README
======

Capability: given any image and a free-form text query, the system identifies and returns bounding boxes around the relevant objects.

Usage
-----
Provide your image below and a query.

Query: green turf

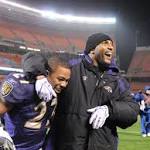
[118,116,150,150]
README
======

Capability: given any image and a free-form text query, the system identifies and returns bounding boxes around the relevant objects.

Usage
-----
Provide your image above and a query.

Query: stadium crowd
[133,86,150,137]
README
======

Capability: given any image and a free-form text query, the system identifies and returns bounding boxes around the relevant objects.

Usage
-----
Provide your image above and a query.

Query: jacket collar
[83,54,119,76]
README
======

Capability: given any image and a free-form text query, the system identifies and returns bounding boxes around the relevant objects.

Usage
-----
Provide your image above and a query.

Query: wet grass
[118,116,150,150]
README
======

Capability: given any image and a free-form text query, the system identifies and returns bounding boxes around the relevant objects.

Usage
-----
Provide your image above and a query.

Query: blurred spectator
[133,86,150,137]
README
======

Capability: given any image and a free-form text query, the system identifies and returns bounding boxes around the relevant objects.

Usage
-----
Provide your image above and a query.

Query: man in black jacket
[22,33,140,150]
[52,33,140,150]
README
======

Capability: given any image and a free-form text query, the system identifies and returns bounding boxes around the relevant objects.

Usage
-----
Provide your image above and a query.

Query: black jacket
[53,55,140,150]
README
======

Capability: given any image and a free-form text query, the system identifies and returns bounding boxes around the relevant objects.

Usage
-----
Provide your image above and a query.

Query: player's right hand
[35,77,57,102]
[0,127,16,150]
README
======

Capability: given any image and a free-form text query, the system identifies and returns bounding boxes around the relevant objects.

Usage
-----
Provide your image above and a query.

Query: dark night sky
[13,0,150,37]
[13,0,149,20]
[12,0,150,71]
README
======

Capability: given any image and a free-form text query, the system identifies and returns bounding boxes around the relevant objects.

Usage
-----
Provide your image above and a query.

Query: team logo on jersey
[1,81,13,97]
[103,86,112,93]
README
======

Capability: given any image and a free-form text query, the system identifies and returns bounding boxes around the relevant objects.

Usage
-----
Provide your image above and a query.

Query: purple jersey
[0,73,57,150]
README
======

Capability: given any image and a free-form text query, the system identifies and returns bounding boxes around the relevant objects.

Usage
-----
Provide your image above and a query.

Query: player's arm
[0,118,16,150]
[0,95,15,150]
[35,76,57,102]
[22,52,56,102]
[0,94,13,115]
[0,73,25,115]
[107,78,140,129]
[0,117,16,150]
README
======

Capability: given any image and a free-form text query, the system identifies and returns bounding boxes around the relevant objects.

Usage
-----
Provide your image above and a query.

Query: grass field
[118,116,150,150]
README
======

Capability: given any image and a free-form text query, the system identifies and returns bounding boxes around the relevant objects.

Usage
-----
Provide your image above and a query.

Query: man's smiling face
[94,40,114,65]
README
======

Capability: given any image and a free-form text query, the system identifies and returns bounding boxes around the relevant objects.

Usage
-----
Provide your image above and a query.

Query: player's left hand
[87,105,109,129]
[0,127,16,150]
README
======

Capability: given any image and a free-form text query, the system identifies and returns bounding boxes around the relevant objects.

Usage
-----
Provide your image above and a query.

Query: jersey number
[24,101,47,129]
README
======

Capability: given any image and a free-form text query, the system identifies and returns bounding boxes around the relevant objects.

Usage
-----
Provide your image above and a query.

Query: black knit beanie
[84,33,112,54]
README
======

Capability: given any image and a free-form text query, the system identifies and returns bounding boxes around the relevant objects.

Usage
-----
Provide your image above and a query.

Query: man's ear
[46,70,49,76]
[89,50,95,55]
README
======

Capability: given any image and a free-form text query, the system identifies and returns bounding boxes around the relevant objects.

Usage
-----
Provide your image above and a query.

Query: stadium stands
[0,24,15,39]
[0,51,21,68]
[127,49,150,77]
[0,20,87,53]
[130,82,150,92]
[69,37,85,50]
[127,48,150,91]
[0,75,4,82]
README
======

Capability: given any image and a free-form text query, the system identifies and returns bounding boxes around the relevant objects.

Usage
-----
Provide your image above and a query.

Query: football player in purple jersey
[0,53,71,150]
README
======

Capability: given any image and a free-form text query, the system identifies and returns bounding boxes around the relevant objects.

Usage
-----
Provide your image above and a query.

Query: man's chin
[104,60,111,65]
[103,57,112,64]
[55,89,61,94]
[98,59,111,69]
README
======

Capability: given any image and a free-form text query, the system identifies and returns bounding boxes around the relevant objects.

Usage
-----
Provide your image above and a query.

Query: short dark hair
[47,55,70,73]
